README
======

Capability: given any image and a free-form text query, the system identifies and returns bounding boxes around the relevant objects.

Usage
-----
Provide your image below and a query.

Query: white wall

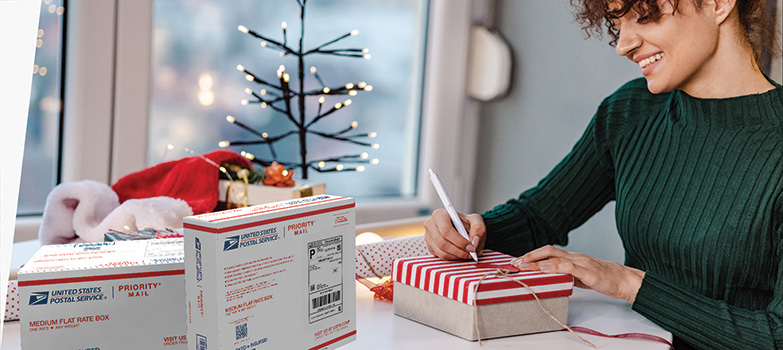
[471,0,641,263]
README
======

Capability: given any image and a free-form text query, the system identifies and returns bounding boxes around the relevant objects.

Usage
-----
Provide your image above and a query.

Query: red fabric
[111,150,253,214]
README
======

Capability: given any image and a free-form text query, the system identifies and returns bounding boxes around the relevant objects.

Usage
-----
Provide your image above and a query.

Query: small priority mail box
[184,195,356,350]
[392,250,573,340]
[18,238,186,350]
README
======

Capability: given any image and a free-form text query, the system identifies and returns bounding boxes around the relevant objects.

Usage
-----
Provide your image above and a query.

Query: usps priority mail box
[184,195,356,350]
[18,238,187,349]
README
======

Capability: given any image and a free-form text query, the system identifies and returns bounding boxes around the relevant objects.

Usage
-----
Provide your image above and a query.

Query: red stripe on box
[395,256,436,284]
[184,203,355,234]
[18,269,185,287]
[409,260,455,286]
[403,258,437,285]
[308,330,357,350]
[471,275,574,293]
[473,289,573,305]
[447,271,541,300]
[456,273,571,303]
[393,252,514,288]
[429,263,517,294]
[429,266,477,292]
[393,250,574,305]
[432,269,491,295]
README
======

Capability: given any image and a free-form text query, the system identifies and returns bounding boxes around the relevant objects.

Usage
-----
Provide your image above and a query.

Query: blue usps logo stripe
[223,236,239,251]
[29,292,49,305]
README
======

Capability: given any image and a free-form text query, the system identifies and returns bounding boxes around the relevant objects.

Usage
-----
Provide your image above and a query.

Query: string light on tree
[220,0,378,178]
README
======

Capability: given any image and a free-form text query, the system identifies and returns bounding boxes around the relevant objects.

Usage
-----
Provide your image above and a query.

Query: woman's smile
[636,52,664,76]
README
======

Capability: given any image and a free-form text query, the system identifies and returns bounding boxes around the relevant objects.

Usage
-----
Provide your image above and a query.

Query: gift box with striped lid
[392,250,574,341]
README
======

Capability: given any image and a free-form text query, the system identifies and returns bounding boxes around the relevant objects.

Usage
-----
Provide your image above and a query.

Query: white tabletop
[2,282,671,349]
[342,282,672,350]
[3,238,671,349]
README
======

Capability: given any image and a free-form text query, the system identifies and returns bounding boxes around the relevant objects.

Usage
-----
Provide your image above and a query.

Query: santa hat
[112,149,253,214]
[39,150,253,244]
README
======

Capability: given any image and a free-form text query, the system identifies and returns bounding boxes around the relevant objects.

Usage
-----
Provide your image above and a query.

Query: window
[16,0,65,216]
[31,0,480,234]
[149,0,427,200]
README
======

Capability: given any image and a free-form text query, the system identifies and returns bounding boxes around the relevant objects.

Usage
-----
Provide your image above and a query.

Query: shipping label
[308,236,343,323]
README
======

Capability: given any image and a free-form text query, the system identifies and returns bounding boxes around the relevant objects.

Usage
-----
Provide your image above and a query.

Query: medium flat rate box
[184,195,356,350]
[393,251,573,341]
[18,239,187,350]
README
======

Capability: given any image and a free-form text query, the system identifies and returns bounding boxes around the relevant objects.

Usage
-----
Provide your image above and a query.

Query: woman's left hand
[510,245,645,303]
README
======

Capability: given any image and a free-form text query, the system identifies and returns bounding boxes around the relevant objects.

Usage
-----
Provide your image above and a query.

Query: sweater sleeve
[481,115,616,257]
[632,222,783,349]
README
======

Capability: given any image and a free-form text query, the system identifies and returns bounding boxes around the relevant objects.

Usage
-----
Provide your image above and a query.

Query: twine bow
[472,268,597,348]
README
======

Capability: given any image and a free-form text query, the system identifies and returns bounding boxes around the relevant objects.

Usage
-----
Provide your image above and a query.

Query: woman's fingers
[510,247,644,302]
[465,213,487,252]
[423,209,472,260]
[520,244,571,263]
[511,256,582,275]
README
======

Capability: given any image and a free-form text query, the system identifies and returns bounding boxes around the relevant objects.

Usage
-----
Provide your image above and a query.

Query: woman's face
[612,0,721,94]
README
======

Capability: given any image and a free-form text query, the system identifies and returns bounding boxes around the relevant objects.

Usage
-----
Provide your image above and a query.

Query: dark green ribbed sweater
[482,77,783,350]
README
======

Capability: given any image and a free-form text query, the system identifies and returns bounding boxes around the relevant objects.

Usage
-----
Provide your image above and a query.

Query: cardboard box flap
[184,195,353,231]
[393,250,573,306]
[18,239,184,274]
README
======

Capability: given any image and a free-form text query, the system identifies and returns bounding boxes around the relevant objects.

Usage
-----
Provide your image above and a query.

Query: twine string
[472,268,596,348]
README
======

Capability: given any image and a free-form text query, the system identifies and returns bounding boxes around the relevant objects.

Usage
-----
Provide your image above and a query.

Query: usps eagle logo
[29,292,49,305]
[223,236,240,251]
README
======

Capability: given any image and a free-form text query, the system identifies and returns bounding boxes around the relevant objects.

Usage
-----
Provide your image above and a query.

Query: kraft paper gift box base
[217,179,326,209]
[392,250,573,341]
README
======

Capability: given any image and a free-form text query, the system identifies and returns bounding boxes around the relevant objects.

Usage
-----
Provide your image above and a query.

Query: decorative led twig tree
[218,0,379,179]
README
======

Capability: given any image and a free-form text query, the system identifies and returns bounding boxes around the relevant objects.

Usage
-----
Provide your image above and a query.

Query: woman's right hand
[423,209,487,260]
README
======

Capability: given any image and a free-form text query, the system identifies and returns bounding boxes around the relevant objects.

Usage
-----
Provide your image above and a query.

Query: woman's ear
[711,0,737,25]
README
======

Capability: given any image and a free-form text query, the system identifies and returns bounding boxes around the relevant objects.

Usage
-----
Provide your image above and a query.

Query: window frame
[16,0,482,242]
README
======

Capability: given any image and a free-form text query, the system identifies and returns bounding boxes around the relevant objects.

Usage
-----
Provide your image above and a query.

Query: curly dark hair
[570,0,781,65]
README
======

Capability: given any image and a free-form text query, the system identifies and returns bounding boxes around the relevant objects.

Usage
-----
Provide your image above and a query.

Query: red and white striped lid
[393,250,573,306]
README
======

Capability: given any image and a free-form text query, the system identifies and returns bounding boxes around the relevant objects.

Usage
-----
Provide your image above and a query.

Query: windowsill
[355,216,426,239]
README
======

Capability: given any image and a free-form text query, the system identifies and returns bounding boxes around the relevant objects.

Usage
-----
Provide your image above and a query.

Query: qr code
[236,322,248,340]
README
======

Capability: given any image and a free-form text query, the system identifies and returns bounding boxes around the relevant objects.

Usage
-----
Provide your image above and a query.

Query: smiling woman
[581,0,779,95]
[424,0,782,349]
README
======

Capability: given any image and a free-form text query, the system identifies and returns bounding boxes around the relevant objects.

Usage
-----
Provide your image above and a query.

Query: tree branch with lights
[218,0,379,180]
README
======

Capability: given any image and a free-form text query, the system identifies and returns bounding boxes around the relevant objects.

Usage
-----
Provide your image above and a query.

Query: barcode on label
[311,290,341,309]
[236,322,248,340]
[196,334,207,350]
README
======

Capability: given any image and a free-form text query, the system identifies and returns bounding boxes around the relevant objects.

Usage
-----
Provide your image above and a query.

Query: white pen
[428,168,479,262]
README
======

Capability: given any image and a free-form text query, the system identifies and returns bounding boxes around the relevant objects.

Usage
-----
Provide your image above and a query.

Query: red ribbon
[568,326,675,349]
